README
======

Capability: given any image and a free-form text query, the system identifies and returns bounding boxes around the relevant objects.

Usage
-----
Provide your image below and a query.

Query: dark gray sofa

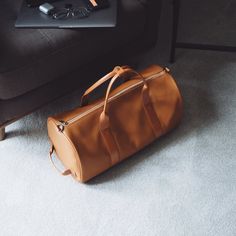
[0,0,162,140]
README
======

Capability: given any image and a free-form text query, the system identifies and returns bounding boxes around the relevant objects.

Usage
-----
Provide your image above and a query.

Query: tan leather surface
[90,0,98,7]
[47,65,183,182]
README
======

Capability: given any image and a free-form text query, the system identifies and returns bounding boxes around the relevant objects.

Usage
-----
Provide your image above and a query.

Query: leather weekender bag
[48,65,183,182]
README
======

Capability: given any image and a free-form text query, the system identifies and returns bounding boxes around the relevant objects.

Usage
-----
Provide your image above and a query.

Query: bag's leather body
[48,65,183,182]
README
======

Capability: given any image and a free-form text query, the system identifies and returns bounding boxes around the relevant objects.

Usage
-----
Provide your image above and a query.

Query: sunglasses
[52,4,91,20]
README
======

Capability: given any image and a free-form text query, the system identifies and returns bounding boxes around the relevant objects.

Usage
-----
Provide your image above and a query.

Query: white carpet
[1,0,236,235]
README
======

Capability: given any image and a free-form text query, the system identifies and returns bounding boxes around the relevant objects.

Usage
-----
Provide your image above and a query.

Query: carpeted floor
[0,0,236,235]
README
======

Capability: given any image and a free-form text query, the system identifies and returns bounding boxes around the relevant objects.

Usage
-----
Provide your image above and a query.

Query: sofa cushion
[0,0,147,99]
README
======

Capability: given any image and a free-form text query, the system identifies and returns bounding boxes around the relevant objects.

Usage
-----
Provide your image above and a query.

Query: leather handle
[98,69,147,165]
[102,70,146,114]
[80,66,132,106]
[99,68,164,164]
[99,66,169,114]
[89,0,98,7]
[49,145,72,176]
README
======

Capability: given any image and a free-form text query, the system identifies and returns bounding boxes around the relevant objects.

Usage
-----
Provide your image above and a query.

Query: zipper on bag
[57,68,169,132]
[57,121,68,132]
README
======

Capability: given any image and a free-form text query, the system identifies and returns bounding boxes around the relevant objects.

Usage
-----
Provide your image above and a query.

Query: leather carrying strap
[49,145,71,176]
[99,67,163,165]
[99,111,120,165]
[142,84,163,137]
[80,66,131,106]
[89,0,98,6]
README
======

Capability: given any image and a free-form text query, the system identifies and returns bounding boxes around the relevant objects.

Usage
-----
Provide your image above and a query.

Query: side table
[170,0,236,63]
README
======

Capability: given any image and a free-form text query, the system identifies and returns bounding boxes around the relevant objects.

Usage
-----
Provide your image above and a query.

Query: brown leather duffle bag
[48,65,183,182]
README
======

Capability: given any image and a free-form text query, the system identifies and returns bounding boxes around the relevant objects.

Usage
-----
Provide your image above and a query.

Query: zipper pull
[57,120,68,132]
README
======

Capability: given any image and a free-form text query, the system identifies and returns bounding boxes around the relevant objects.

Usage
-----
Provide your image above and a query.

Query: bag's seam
[49,118,83,181]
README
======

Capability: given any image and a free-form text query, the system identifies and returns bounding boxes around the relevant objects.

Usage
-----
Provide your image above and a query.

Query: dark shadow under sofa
[0,0,162,140]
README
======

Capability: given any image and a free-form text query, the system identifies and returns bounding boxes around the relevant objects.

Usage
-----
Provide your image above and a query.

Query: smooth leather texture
[47,65,183,182]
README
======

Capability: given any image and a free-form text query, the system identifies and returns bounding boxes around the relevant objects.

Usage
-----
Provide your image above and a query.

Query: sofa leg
[0,127,5,141]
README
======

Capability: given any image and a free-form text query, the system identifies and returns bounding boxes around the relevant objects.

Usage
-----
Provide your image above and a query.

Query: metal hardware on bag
[57,121,68,132]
